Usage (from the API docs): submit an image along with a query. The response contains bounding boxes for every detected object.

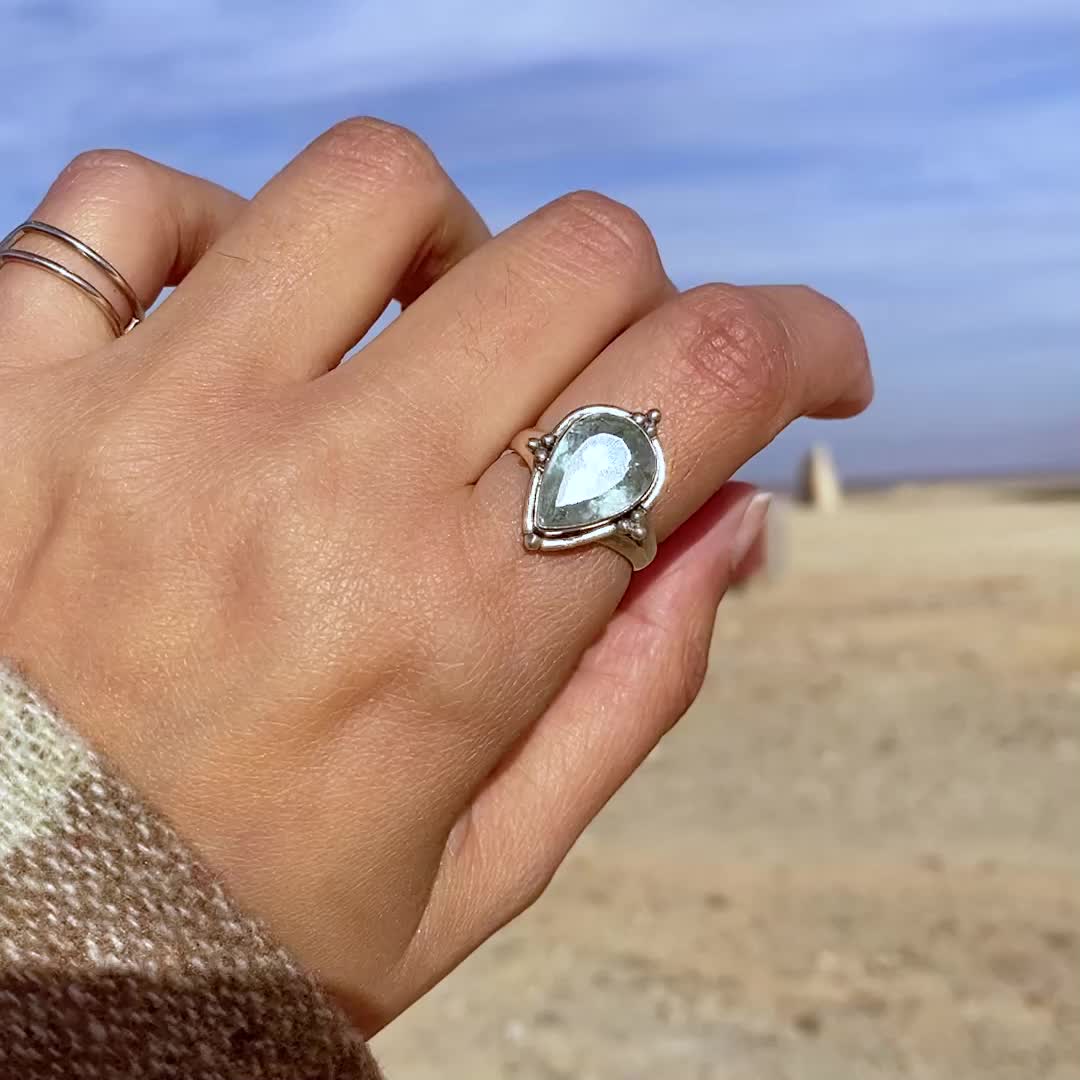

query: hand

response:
[0,118,870,1032]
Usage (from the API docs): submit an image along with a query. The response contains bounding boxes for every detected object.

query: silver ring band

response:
[514,404,665,571]
[0,219,143,337]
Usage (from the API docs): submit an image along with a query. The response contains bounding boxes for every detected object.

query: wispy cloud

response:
[3,1,1078,480]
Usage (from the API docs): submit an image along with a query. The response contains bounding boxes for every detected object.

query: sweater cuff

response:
[0,664,381,1079]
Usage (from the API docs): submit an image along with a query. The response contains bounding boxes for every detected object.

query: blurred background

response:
[4,2,1077,1076]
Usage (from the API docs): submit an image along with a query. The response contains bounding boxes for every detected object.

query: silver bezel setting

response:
[522,404,665,562]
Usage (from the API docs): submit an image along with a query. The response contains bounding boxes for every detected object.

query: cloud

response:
[2,0,1077,482]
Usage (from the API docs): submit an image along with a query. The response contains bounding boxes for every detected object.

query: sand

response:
[375,481,1080,1079]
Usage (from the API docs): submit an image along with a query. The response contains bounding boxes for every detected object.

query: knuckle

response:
[789,282,829,307]
[60,148,154,194]
[673,284,791,419]
[550,190,660,275]
[503,860,559,923]
[673,631,711,722]
[312,116,442,191]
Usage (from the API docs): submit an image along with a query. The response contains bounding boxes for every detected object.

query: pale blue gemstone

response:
[536,413,656,531]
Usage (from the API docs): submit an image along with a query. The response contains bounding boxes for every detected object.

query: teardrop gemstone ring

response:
[513,405,665,570]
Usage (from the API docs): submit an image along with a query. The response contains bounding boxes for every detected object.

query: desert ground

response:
[376,479,1080,1079]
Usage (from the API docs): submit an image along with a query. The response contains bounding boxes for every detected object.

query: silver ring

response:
[514,405,665,571]
[0,219,143,337]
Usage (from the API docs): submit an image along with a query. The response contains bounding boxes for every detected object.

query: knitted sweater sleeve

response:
[0,664,383,1079]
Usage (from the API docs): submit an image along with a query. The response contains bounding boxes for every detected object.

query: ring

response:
[0,220,144,337]
[514,405,665,571]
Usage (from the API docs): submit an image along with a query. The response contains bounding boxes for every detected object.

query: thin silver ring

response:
[0,219,143,337]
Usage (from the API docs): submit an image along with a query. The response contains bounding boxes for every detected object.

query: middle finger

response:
[321,190,673,485]
[151,117,490,382]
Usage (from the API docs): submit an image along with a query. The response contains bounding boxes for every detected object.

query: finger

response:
[531,284,870,540]
[400,484,767,994]
[155,117,490,382]
[452,284,866,757]
[378,285,864,1014]
[320,190,675,486]
[0,150,243,364]
[473,283,869,583]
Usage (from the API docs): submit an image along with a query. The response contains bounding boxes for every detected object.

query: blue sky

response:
[3,1,1078,485]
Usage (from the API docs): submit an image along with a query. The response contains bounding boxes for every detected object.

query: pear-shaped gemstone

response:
[536,413,657,531]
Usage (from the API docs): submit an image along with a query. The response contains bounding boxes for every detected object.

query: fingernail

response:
[729,492,771,573]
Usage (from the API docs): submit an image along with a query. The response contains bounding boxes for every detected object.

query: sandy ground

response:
[376,481,1080,1079]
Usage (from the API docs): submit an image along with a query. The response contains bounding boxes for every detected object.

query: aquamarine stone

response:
[536,413,656,531]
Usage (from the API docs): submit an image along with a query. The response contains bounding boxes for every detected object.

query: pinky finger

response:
[409,482,770,981]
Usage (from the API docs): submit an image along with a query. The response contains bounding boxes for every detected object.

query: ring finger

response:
[0,150,243,364]
[518,281,872,542]
[463,281,870,741]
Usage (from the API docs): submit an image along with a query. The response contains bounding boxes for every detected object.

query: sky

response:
[2,1,1078,486]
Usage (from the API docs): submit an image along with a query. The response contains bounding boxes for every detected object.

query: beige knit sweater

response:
[0,664,382,1079]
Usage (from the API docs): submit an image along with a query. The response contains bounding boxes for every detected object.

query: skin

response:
[0,117,871,1034]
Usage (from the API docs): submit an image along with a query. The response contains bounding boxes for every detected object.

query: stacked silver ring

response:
[0,220,143,337]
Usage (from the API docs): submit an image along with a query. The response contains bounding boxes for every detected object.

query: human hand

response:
[0,118,870,1032]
